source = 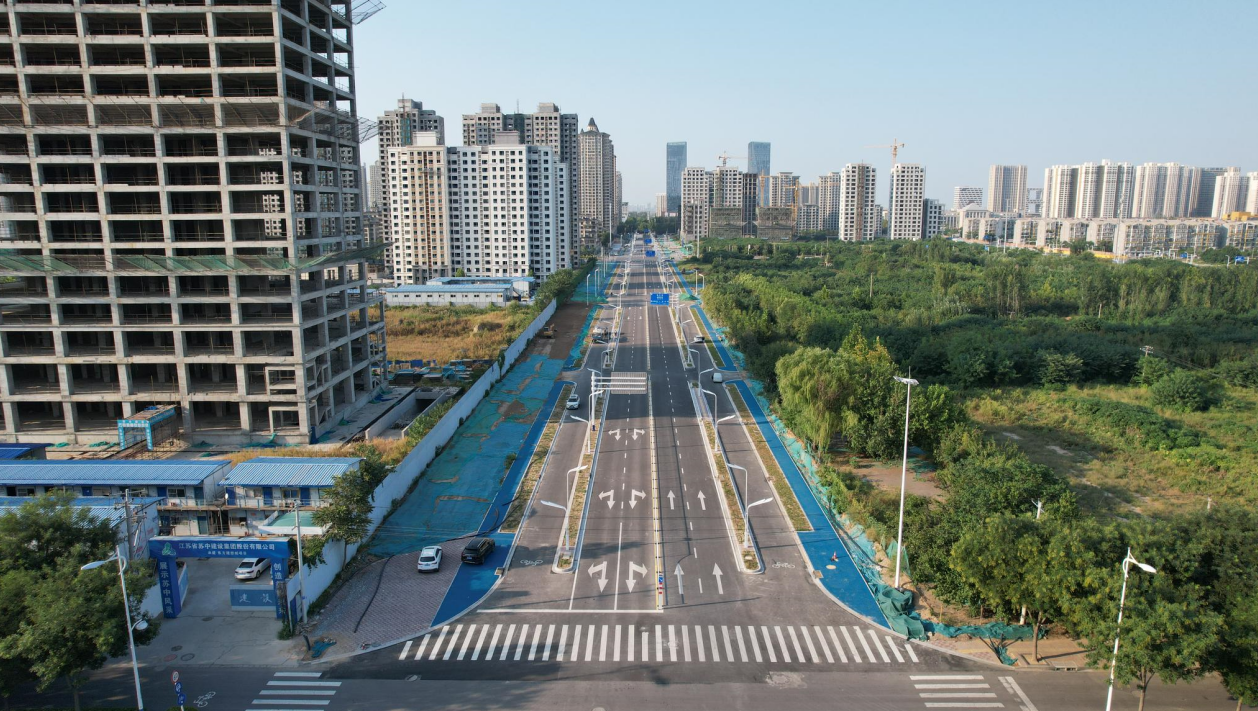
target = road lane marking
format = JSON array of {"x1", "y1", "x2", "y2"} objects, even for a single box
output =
[
  {"x1": 914, "y1": 684, "x2": 992, "y2": 689},
  {"x1": 599, "y1": 624, "x2": 609, "y2": 662},
  {"x1": 656, "y1": 624, "x2": 664, "y2": 661},
  {"x1": 428, "y1": 627, "x2": 449, "y2": 660},
  {"x1": 682, "y1": 624, "x2": 692, "y2": 661},
  {"x1": 747, "y1": 626, "x2": 763, "y2": 662},
  {"x1": 735, "y1": 626, "x2": 748, "y2": 662},
  {"x1": 585, "y1": 624, "x2": 596, "y2": 662},
  {"x1": 839, "y1": 626, "x2": 861, "y2": 662},
  {"x1": 398, "y1": 640, "x2": 411, "y2": 661},
  {"x1": 774, "y1": 626, "x2": 791, "y2": 662},
  {"x1": 642, "y1": 628, "x2": 649, "y2": 662},
  {"x1": 800, "y1": 626, "x2": 820, "y2": 663},
  {"x1": 695, "y1": 624, "x2": 706, "y2": 662},
  {"x1": 854, "y1": 626, "x2": 876, "y2": 662},
  {"x1": 542, "y1": 625, "x2": 554, "y2": 661},
  {"x1": 441, "y1": 624, "x2": 464, "y2": 660},
  {"x1": 708, "y1": 625, "x2": 720, "y2": 662},
  {"x1": 628, "y1": 624, "x2": 635, "y2": 661},
  {"x1": 528, "y1": 625, "x2": 542, "y2": 660},
  {"x1": 885, "y1": 635, "x2": 904, "y2": 663},
  {"x1": 557, "y1": 624, "x2": 568, "y2": 661},
  {"x1": 413, "y1": 634, "x2": 431, "y2": 660},
  {"x1": 910, "y1": 676, "x2": 986, "y2": 680},
  {"x1": 921, "y1": 693, "x2": 999, "y2": 698},
  {"x1": 760, "y1": 625, "x2": 776, "y2": 662},
  {"x1": 500, "y1": 624, "x2": 518, "y2": 661},
  {"x1": 669, "y1": 625, "x2": 678, "y2": 662},
  {"x1": 787, "y1": 626, "x2": 805, "y2": 662},
  {"x1": 273, "y1": 673, "x2": 326, "y2": 678},
  {"x1": 266, "y1": 682, "x2": 341, "y2": 687},
  {"x1": 456, "y1": 624, "x2": 475, "y2": 660},
  {"x1": 815, "y1": 626, "x2": 835, "y2": 663},
  {"x1": 512, "y1": 624, "x2": 528, "y2": 660},
  {"x1": 472, "y1": 624, "x2": 490, "y2": 660},
  {"x1": 613, "y1": 624, "x2": 621, "y2": 661},
  {"x1": 921, "y1": 705, "x2": 1004, "y2": 709},
  {"x1": 867, "y1": 629, "x2": 890, "y2": 663},
  {"x1": 722, "y1": 626, "x2": 735, "y2": 662},
  {"x1": 905, "y1": 641, "x2": 919, "y2": 663}
]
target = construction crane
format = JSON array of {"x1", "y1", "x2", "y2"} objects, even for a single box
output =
[
  {"x1": 716, "y1": 152, "x2": 746, "y2": 168},
  {"x1": 351, "y1": 0, "x2": 386, "y2": 24},
  {"x1": 865, "y1": 138, "x2": 906, "y2": 166}
]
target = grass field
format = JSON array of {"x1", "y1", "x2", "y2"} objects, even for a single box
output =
[
  {"x1": 967, "y1": 384, "x2": 1258, "y2": 515},
  {"x1": 385, "y1": 304, "x2": 536, "y2": 363}
]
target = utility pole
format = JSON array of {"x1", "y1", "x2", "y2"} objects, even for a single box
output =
[{"x1": 118, "y1": 489, "x2": 135, "y2": 561}]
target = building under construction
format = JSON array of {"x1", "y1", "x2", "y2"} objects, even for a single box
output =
[{"x1": 0, "y1": 0, "x2": 386, "y2": 445}]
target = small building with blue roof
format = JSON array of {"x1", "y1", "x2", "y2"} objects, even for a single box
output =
[{"x1": 220, "y1": 457, "x2": 358, "y2": 534}]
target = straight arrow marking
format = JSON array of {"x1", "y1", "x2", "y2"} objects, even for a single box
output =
[
  {"x1": 697, "y1": 491, "x2": 707, "y2": 510},
  {"x1": 712, "y1": 564, "x2": 725, "y2": 595}
]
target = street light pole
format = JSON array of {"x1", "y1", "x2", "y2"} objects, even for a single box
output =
[
  {"x1": 291, "y1": 500, "x2": 307, "y2": 624},
  {"x1": 891, "y1": 375, "x2": 918, "y2": 589},
  {"x1": 82, "y1": 545, "x2": 144, "y2": 711},
  {"x1": 1104, "y1": 548, "x2": 1157, "y2": 711}
]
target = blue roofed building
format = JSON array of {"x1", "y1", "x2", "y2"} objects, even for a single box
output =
[
  {"x1": 383, "y1": 283, "x2": 514, "y2": 308},
  {"x1": 0, "y1": 443, "x2": 50, "y2": 460},
  {"x1": 220, "y1": 457, "x2": 358, "y2": 535}
]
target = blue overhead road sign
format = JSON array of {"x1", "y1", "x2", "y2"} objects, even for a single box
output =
[
  {"x1": 650, "y1": 293, "x2": 670, "y2": 305},
  {"x1": 646, "y1": 250, "x2": 656, "y2": 257}
]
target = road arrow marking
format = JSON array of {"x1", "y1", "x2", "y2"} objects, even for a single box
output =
[
  {"x1": 697, "y1": 491, "x2": 707, "y2": 510},
  {"x1": 667, "y1": 491, "x2": 676, "y2": 510},
  {"x1": 589, "y1": 561, "x2": 609, "y2": 592},
  {"x1": 629, "y1": 489, "x2": 646, "y2": 509},
  {"x1": 626, "y1": 562, "x2": 647, "y2": 591},
  {"x1": 599, "y1": 490, "x2": 615, "y2": 509},
  {"x1": 712, "y1": 564, "x2": 724, "y2": 595},
  {"x1": 674, "y1": 563, "x2": 685, "y2": 596},
  {"x1": 632, "y1": 428, "x2": 645, "y2": 440},
  {"x1": 609, "y1": 429, "x2": 621, "y2": 441}
]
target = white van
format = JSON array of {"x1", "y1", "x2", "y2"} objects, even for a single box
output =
[{"x1": 712, "y1": 372, "x2": 724, "y2": 383}]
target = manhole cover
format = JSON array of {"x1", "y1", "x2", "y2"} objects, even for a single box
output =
[
  {"x1": 163, "y1": 654, "x2": 178, "y2": 662},
  {"x1": 171, "y1": 646, "x2": 183, "y2": 652},
  {"x1": 181, "y1": 653, "x2": 195, "y2": 661}
]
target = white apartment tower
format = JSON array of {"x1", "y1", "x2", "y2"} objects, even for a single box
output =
[
  {"x1": 1248, "y1": 173, "x2": 1258, "y2": 214},
  {"x1": 836, "y1": 164, "x2": 877, "y2": 241},
  {"x1": 766, "y1": 172, "x2": 800, "y2": 207},
  {"x1": 376, "y1": 98, "x2": 445, "y2": 244},
  {"x1": 680, "y1": 167, "x2": 711, "y2": 239},
  {"x1": 386, "y1": 134, "x2": 448, "y2": 285},
  {"x1": 711, "y1": 166, "x2": 743, "y2": 208},
  {"x1": 1210, "y1": 168, "x2": 1249, "y2": 218},
  {"x1": 577, "y1": 118, "x2": 616, "y2": 249},
  {"x1": 922, "y1": 199, "x2": 944, "y2": 239},
  {"x1": 818, "y1": 172, "x2": 842, "y2": 231},
  {"x1": 1132, "y1": 163, "x2": 1200, "y2": 218},
  {"x1": 889, "y1": 164, "x2": 925, "y2": 240},
  {"x1": 987, "y1": 165, "x2": 1027, "y2": 213},
  {"x1": 953, "y1": 186, "x2": 982, "y2": 210},
  {"x1": 0, "y1": 0, "x2": 384, "y2": 445}
]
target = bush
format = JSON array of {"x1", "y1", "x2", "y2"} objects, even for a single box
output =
[
  {"x1": 1037, "y1": 350, "x2": 1084, "y2": 389},
  {"x1": 1150, "y1": 370, "x2": 1215, "y2": 412},
  {"x1": 1068, "y1": 397, "x2": 1201, "y2": 450},
  {"x1": 1215, "y1": 355, "x2": 1258, "y2": 389},
  {"x1": 1133, "y1": 356, "x2": 1172, "y2": 387}
]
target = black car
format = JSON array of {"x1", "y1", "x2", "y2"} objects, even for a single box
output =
[{"x1": 461, "y1": 537, "x2": 495, "y2": 564}]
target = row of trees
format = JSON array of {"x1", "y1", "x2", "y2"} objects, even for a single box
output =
[{"x1": 0, "y1": 493, "x2": 156, "y2": 708}]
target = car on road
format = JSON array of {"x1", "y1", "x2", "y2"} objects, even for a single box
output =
[
  {"x1": 712, "y1": 372, "x2": 724, "y2": 383},
  {"x1": 461, "y1": 537, "x2": 495, "y2": 564},
  {"x1": 417, "y1": 546, "x2": 442, "y2": 573},
  {"x1": 234, "y1": 558, "x2": 271, "y2": 580},
  {"x1": 692, "y1": 334, "x2": 705, "y2": 343},
  {"x1": 566, "y1": 392, "x2": 581, "y2": 410}
]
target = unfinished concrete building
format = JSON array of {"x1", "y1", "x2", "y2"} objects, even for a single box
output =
[{"x1": 0, "y1": 0, "x2": 385, "y2": 446}]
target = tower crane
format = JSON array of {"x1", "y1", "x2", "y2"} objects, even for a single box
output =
[
  {"x1": 716, "y1": 152, "x2": 746, "y2": 168},
  {"x1": 865, "y1": 138, "x2": 906, "y2": 166}
]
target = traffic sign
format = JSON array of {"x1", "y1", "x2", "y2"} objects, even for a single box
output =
[
  {"x1": 174, "y1": 682, "x2": 183, "y2": 694},
  {"x1": 178, "y1": 692, "x2": 187, "y2": 705},
  {"x1": 649, "y1": 293, "x2": 669, "y2": 305},
  {"x1": 644, "y1": 238, "x2": 653, "y2": 245},
  {"x1": 171, "y1": 671, "x2": 180, "y2": 684},
  {"x1": 646, "y1": 250, "x2": 656, "y2": 257}
]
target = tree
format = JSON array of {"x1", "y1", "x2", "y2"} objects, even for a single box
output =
[
  {"x1": 312, "y1": 466, "x2": 376, "y2": 545},
  {"x1": 0, "y1": 490, "x2": 116, "y2": 574},
  {"x1": 1037, "y1": 350, "x2": 1083, "y2": 389},
  {"x1": 1150, "y1": 369, "x2": 1215, "y2": 412},
  {"x1": 1133, "y1": 356, "x2": 1171, "y2": 387}
]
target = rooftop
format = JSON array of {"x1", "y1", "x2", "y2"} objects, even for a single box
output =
[
  {"x1": 0, "y1": 460, "x2": 231, "y2": 486},
  {"x1": 221, "y1": 457, "x2": 359, "y2": 489},
  {"x1": 386, "y1": 284, "x2": 513, "y2": 294},
  {"x1": 0, "y1": 444, "x2": 50, "y2": 460},
  {"x1": 0, "y1": 496, "x2": 165, "y2": 525}
]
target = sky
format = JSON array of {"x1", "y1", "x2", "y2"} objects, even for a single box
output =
[{"x1": 352, "y1": 0, "x2": 1257, "y2": 207}]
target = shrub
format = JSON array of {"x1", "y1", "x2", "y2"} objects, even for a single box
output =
[
  {"x1": 1037, "y1": 349, "x2": 1084, "y2": 389},
  {"x1": 1151, "y1": 370, "x2": 1215, "y2": 412},
  {"x1": 1068, "y1": 397, "x2": 1201, "y2": 450},
  {"x1": 1215, "y1": 355, "x2": 1258, "y2": 389},
  {"x1": 1133, "y1": 356, "x2": 1172, "y2": 387}
]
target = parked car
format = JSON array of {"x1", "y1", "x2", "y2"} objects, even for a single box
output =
[
  {"x1": 417, "y1": 545, "x2": 443, "y2": 573},
  {"x1": 461, "y1": 537, "x2": 496, "y2": 564},
  {"x1": 234, "y1": 557, "x2": 271, "y2": 581},
  {"x1": 566, "y1": 393, "x2": 581, "y2": 410},
  {"x1": 712, "y1": 372, "x2": 724, "y2": 383}
]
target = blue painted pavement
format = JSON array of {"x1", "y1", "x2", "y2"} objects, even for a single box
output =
[{"x1": 731, "y1": 380, "x2": 889, "y2": 627}]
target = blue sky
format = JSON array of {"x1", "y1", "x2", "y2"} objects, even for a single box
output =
[{"x1": 353, "y1": 0, "x2": 1256, "y2": 207}]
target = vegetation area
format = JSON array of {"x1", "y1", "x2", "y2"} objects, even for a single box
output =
[
  {"x1": 0, "y1": 493, "x2": 157, "y2": 708},
  {"x1": 385, "y1": 304, "x2": 537, "y2": 363},
  {"x1": 726, "y1": 386, "x2": 810, "y2": 532},
  {"x1": 502, "y1": 385, "x2": 570, "y2": 532},
  {"x1": 690, "y1": 238, "x2": 1258, "y2": 704}
]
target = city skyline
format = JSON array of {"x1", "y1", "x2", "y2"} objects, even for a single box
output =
[{"x1": 353, "y1": 0, "x2": 1257, "y2": 206}]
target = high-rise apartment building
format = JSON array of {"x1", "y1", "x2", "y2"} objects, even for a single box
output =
[
  {"x1": 818, "y1": 172, "x2": 843, "y2": 232},
  {"x1": 0, "y1": 0, "x2": 383, "y2": 445},
  {"x1": 1096, "y1": 160, "x2": 1135, "y2": 219},
  {"x1": 1211, "y1": 168, "x2": 1249, "y2": 218},
  {"x1": 740, "y1": 173, "x2": 758, "y2": 225},
  {"x1": 711, "y1": 166, "x2": 743, "y2": 208},
  {"x1": 1247, "y1": 174, "x2": 1258, "y2": 214},
  {"x1": 1132, "y1": 163, "x2": 1200, "y2": 218},
  {"x1": 1043, "y1": 161, "x2": 1134, "y2": 219},
  {"x1": 578, "y1": 118, "x2": 617, "y2": 248},
  {"x1": 837, "y1": 164, "x2": 878, "y2": 241},
  {"x1": 386, "y1": 134, "x2": 448, "y2": 285},
  {"x1": 666, "y1": 142, "x2": 686, "y2": 214},
  {"x1": 953, "y1": 186, "x2": 983, "y2": 210},
  {"x1": 461, "y1": 103, "x2": 516, "y2": 146},
  {"x1": 890, "y1": 165, "x2": 926, "y2": 240},
  {"x1": 1195, "y1": 167, "x2": 1230, "y2": 217},
  {"x1": 764, "y1": 172, "x2": 799, "y2": 207},
  {"x1": 798, "y1": 182, "x2": 819, "y2": 206},
  {"x1": 987, "y1": 165, "x2": 1027, "y2": 213},
  {"x1": 615, "y1": 171, "x2": 624, "y2": 226},
  {"x1": 680, "y1": 167, "x2": 712, "y2": 239},
  {"x1": 748, "y1": 142, "x2": 771, "y2": 177},
  {"x1": 1043, "y1": 165, "x2": 1077, "y2": 219},
  {"x1": 367, "y1": 161, "x2": 383, "y2": 211},
  {"x1": 922, "y1": 199, "x2": 944, "y2": 239},
  {"x1": 376, "y1": 98, "x2": 445, "y2": 244},
  {"x1": 1026, "y1": 187, "x2": 1044, "y2": 217},
  {"x1": 655, "y1": 193, "x2": 668, "y2": 217}
]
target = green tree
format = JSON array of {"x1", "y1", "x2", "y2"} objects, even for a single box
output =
[
  {"x1": 312, "y1": 466, "x2": 376, "y2": 545},
  {"x1": 0, "y1": 490, "x2": 116, "y2": 573},
  {"x1": 1036, "y1": 350, "x2": 1083, "y2": 389},
  {"x1": 1150, "y1": 370, "x2": 1214, "y2": 412},
  {"x1": 1132, "y1": 356, "x2": 1171, "y2": 387}
]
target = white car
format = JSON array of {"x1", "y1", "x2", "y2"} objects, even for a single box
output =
[
  {"x1": 234, "y1": 557, "x2": 271, "y2": 581},
  {"x1": 712, "y1": 372, "x2": 724, "y2": 383},
  {"x1": 417, "y1": 546, "x2": 442, "y2": 573},
  {"x1": 566, "y1": 393, "x2": 581, "y2": 410}
]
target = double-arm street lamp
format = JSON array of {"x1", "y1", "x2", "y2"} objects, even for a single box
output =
[{"x1": 1104, "y1": 548, "x2": 1157, "y2": 711}]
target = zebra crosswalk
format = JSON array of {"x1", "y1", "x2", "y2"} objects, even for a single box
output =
[
  {"x1": 909, "y1": 674, "x2": 1040, "y2": 710},
  {"x1": 396, "y1": 621, "x2": 923, "y2": 666},
  {"x1": 246, "y1": 671, "x2": 342, "y2": 711}
]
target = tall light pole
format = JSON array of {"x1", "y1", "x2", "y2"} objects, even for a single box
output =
[
  {"x1": 539, "y1": 500, "x2": 571, "y2": 554},
  {"x1": 290, "y1": 500, "x2": 307, "y2": 623},
  {"x1": 1105, "y1": 548, "x2": 1157, "y2": 711},
  {"x1": 891, "y1": 375, "x2": 918, "y2": 589},
  {"x1": 82, "y1": 545, "x2": 145, "y2": 711}
]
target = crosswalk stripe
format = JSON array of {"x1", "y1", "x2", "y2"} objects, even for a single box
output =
[
  {"x1": 266, "y1": 682, "x2": 341, "y2": 688},
  {"x1": 787, "y1": 626, "x2": 805, "y2": 662},
  {"x1": 734, "y1": 626, "x2": 748, "y2": 662},
  {"x1": 761, "y1": 626, "x2": 776, "y2": 663},
  {"x1": 428, "y1": 627, "x2": 448, "y2": 661},
  {"x1": 600, "y1": 624, "x2": 609, "y2": 662},
  {"x1": 855, "y1": 626, "x2": 875, "y2": 662},
  {"x1": 800, "y1": 626, "x2": 819, "y2": 663},
  {"x1": 613, "y1": 624, "x2": 621, "y2": 662},
  {"x1": 499, "y1": 624, "x2": 516, "y2": 661},
  {"x1": 774, "y1": 626, "x2": 790, "y2": 663},
  {"x1": 641, "y1": 628, "x2": 648, "y2": 662},
  {"x1": 826, "y1": 627, "x2": 847, "y2": 663},
  {"x1": 273, "y1": 673, "x2": 324, "y2": 678},
  {"x1": 655, "y1": 625, "x2": 663, "y2": 662},
  {"x1": 695, "y1": 624, "x2": 706, "y2": 662},
  {"x1": 922, "y1": 704, "x2": 1004, "y2": 709},
  {"x1": 486, "y1": 624, "x2": 503, "y2": 661},
  {"x1": 915, "y1": 684, "x2": 992, "y2": 689},
  {"x1": 441, "y1": 625, "x2": 462, "y2": 661},
  {"x1": 840, "y1": 626, "x2": 860, "y2": 662},
  {"x1": 529, "y1": 624, "x2": 542, "y2": 661},
  {"x1": 457, "y1": 624, "x2": 476, "y2": 660},
  {"x1": 747, "y1": 625, "x2": 763, "y2": 662},
  {"x1": 557, "y1": 624, "x2": 569, "y2": 662},
  {"x1": 722, "y1": 626, "x2": 734, "y2": 663},
  {"x1": 708, "y1": 625, "x2": 720, "y2": 662},
  {"x1": 920, "y1": 693, "x2": 999, "y2": 698},
  {"x1": 911, "y1": 675, "x2": 985, "y2": 680},
  {"x1": 398, "y1": 640, "x2": 412, "y2": 661},
  {"x1": 516, "y1": 624, "x2": 530, "y2": 661},
  {"x1": 668, "y1": 625, "x2": 677, "y2": 662},
  {"x1": 628, "y1": 624, "x2": 635, "y2": 662},
  {"x1": 682, "y1": 623, "x2": 692, "y2": 661},
  {"x1": 813, "y1": 626, "x2": 834, "y2": 663},
  {"x1": 569, "y1": 624, "x2": 580, "y2": 662},
  {"x1": 258, "y1": 691, "x2": 335, "y2": 696},
  {"x1": 543, "y1": 624, "x2": 555, "y2": 661},
  {"x1": 585, "y1": 625, "x2": 596, "y2": 662},
  {"x1": 413, "y1": 634, "x2": 431, "y2": 661},
  {"x1": 867, "y1": 629, "x2": 889, "y2": 663},
  {"x1": 250, "y1": 700, "x2": 328, "y2": 706},
  {"x1": 472, "y1": 624, "x2": 490, "y2": 660},
  {"x1": 885, "y1": 635, "x2": 904, "y2": 663},
  {"x1": 905, "y1": 641, "x2": 920, "y2": 663}
]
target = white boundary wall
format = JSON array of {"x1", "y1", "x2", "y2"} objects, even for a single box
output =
[{"x1": 291, "y1": 300, "x2": 557, "y2": 617}]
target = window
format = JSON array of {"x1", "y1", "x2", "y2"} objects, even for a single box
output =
[
  {"x1": 15, "y1": 487, "x2": 36, "y2": 497},
  {"x1": 167, "y1": 487, "x2": 187, "y2": 498},
  {"x1": 281, "y1": 487, "x2": 300, "y2": 500}
]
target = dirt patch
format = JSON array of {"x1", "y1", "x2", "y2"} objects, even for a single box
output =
[
  {"x1": 546, "y1": 301, "x2": 593, "y2": 360},
  {"x1": 499, "y1": 400, "x2": 529, "y2": 419},
  {"x1": 857, "y1": 460, "x2": 944, "y2": 500}
]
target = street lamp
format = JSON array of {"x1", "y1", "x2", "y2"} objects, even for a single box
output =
[
  {"x1": 1104, "y1": 548, "x2": 1157, "y2": 711},
  {"x1": 744, "y1": 496, "x2": 773, "y2": 548},
  {"x1": 567, "y1": 414, "x2": 591, "y2": 455},
  {"x1": 82, "y1": 545, "x2": 146, "y2": 711},
  {"x1": 538, "y1": 500, "x2": 572, "y2": 554},
  {"x1": 891, "y1": 375, "x2": 918, "y2": 589},
  {"x1": 686, "y1": 347, "x2": 699, "y2": 369}
]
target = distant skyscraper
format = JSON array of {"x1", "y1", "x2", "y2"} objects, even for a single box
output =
[
  {"x1": 1211, "y1": 168, "x2": 1249, "y2": 217},
  {"x1": 1026, "y1": 187, "x2": 1044, "y2": 217},
  {"x1": 1196, "y1": 167, "x2": 1230, "y2": 217},
  {"x1": 987, "y1": 165, "x2": 1027, "y2": 213},
  {"x1": 922, "y1": 199, "x2": 944, "y2": 239},
  {"x1": 1096, "y1": 160, "x2": 1135, "y2": 218},
  {"x1": 1132, "y1": 163, "x2": 1200, "y2": 218},
  {"x1": 748, "y1": 142, "x2": 771, "y2": 176},
  {"x1": 818, "y1": 172, "x2": 844, "y2": 232},
  {"x1": 798, "y1": 182, "x2": 819, "y2": 206},
  {"x1": 711, "y1": 166, "x2": 743, "y2": 208},
  {"x1": 1043, "y1": 165, "x2": 1077, "y2": 219},
  {"x1": 579, "y1": 118, "x2": 618, "y2": 248},
  {"x1": 367, "y1": 161, "x2": 383, "y2": 211},
  {"x1": 666, "y1": 142, "x2": 687, "y2": 214},
  {"x1": 890, "y1": 164, "x2": 926, "y2": 240},
  {"x1": 765, "y1": 172, "x2": 800, "y2": 207},
  {"x1": 953, "y1": 186, "x2": 983, "y2": 210},
  {"x1": 681, "y1": 167, "x2": 712, "y2": 239},
  {"x1": 377, "y1": 98, "x2": 446, "y2": 242},
  {"x1": 1246, "y1": 174, "x2": 1258, "y2": 213},
  {"x1": 655, "y1": 193, "x2": 668, "y2": 217},
  {"x1": 819, "y1": 164, "x2": 877, "y2": 241}
]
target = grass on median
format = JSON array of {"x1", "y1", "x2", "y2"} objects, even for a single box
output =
[
  {"x1": 559, "y1": 416, "x2": 596, "y2": 570},
  {"x1": 698, "y1": 400, "x2": 759, "y2": 572},
  {"x1": 501, "y1": 385, "x2": 571, "y2": 533},
  {"x1": 726, "y1": 385, "x2": 813, "y2": 532}
]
